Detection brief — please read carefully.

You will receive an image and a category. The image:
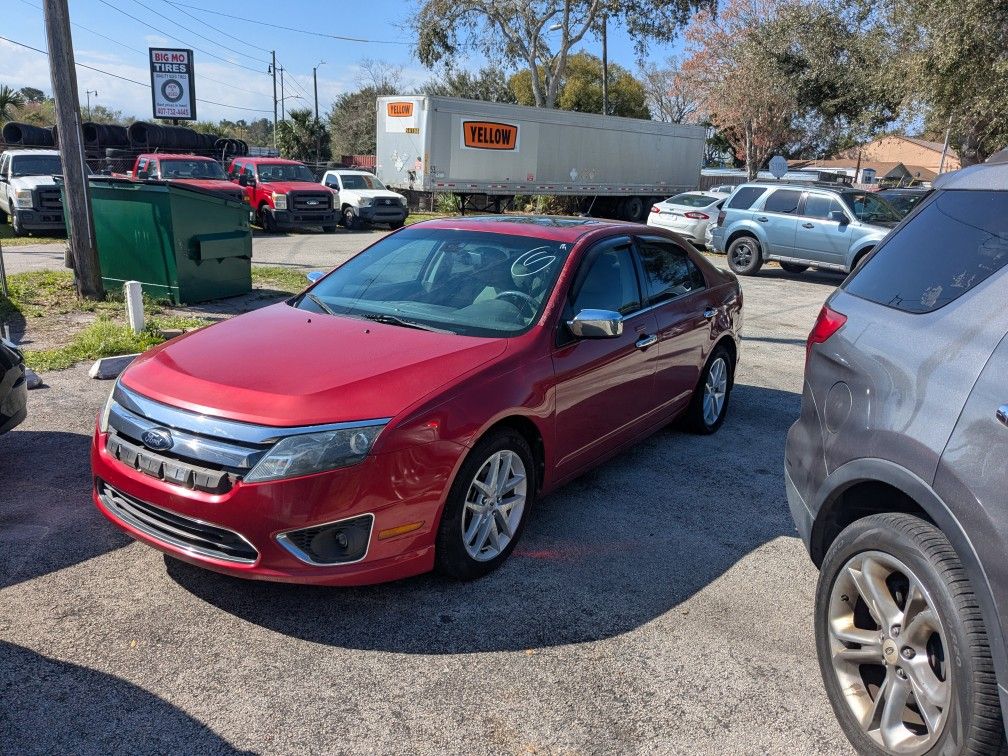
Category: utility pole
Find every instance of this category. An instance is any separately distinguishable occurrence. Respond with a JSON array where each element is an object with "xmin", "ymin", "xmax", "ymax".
[
  {"xmin": 271, "ymin": 50, "xmax": 277, "ymax": 150},
  {"xmin": 938, "ymin": 113, "xmax": 953, "ymax": 175},
  {"xmin": 43, "ymin": 0, "xmax": 103, "ymax": 300},
  {"xmin": 313, "ymin": 60, "xmax": 325, "ymax": 165},
  {"xmin": 280, "ymin": 66, "xmax": 285, "ymax": 120},
  {"xmin": 85, "ymin": 89, "xmax": 97, "ymax": 120},
  {"xmin": 600, "ymin": 13, "xmax": 608, "ymax": 117}
]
